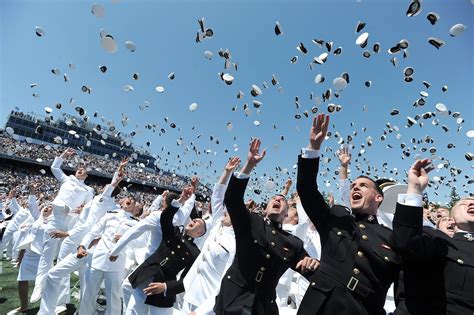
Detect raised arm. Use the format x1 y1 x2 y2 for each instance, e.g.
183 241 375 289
392 158 438 257
51 148 75 182
281 178 293 197
211 157 241 227
148 193 165 213
109 211 160 258
296 114 331 231
337 146 351 207
173 188 196 227
225 139 266 238
161 188 192 238
68 169 124 242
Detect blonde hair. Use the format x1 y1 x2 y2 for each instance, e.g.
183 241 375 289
451 197 474 216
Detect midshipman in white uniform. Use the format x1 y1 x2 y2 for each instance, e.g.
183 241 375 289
31 148 94 303
181 157 240 315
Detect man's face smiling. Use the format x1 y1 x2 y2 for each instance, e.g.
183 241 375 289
349 177 383 214
265 195 289 222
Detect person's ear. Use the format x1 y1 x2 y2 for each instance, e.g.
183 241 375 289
375 194 383 204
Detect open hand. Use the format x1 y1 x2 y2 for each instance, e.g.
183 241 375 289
247 138 266 166
118 157 129 172
62 148 75 158
407 159 432 195
225 157 241 172
308 114 329 150
337 146 351 167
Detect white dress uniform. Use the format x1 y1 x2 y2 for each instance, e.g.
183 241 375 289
276 200 321 310
282 202 322 310
110 194 196 260
110 197 195 315
1 198 35 261
78 209 139 315
181 183 236 315
13 195 42 281
38 184 118 315
31 156 94 302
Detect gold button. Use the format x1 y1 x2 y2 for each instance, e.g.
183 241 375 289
359 224 366 229
353 268 360 275
272 230 276 235
357 251 364 258
337 231 342 236
271 242 275 247
457 259 464 264
260 267 266 271
362 235 368 241
384 256 390 262
311 282 316 286
266 254 271 259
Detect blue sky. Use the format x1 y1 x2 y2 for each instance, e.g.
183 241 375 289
0 0 472 204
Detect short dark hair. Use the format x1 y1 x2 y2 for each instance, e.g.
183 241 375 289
111 186 122 197
165 192 179 208
356 176 384 197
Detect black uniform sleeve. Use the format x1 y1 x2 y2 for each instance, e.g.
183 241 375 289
224 175 252 241
160 204 180 239
296 155 331 232
392 202 441 258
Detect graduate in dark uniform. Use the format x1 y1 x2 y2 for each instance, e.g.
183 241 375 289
392 157 474 315
215 139 319 315
296 114 401 315
128 190 205 311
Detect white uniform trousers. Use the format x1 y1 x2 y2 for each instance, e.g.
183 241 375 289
31 231 61 300
55 236 80 306
79 266 124 315
122 276 134 312
38 253 88 315
126 279 173 315
17 250 40 281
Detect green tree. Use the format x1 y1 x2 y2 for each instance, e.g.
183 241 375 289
448 186 461 209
